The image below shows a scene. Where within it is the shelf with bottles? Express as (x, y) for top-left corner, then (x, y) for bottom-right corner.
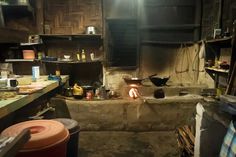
(39, 34), (103, 44)
(41, 60), (102, 64)
(5, 59), (103, 65)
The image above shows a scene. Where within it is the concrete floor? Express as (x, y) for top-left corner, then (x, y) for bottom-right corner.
(78, 131), (179, 157)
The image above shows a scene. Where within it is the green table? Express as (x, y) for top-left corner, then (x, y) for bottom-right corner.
(0, 75), (69, 119)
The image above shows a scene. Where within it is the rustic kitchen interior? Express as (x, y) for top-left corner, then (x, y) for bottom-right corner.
(0, 0), (236, 157)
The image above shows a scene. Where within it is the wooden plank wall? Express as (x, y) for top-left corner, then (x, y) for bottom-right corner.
(44, 0), (103, 34)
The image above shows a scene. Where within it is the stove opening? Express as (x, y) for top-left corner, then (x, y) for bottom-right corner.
(129, 87), (139, 99)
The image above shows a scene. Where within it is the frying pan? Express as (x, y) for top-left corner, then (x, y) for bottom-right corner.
(123, 77), (144, 85)
(123, 74), (157, 85)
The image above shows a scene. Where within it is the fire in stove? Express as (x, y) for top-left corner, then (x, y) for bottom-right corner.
(129, 87), (139, 99)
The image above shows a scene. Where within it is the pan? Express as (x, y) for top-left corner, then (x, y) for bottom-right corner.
(123, 74), (157, 85)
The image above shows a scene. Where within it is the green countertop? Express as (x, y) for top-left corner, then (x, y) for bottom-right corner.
(0, 75), (69, 119)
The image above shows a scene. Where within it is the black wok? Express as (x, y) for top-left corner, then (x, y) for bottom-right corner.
(149, 75), (170, 86)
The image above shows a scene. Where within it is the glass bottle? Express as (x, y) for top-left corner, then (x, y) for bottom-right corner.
(55, 64), (60, 76)
(77, 49), (81, 61)
(81, 49), (86, 62)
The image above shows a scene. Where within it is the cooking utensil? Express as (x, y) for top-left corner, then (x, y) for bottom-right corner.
(123, 74), (157, 85)
(149, 75), (170, 86)
(123, 77), (143, 85)
(154, 89), (165, 99)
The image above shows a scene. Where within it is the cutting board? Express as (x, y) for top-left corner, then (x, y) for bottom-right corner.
(18, 85), (45, 94)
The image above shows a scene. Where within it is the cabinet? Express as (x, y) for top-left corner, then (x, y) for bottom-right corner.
(205, 36), (233, 89)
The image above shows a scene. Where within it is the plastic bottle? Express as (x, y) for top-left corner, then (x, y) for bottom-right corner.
(81, 49), (86, 62)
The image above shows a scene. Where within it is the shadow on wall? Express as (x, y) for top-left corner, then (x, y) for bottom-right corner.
(139, 44), (213, 86)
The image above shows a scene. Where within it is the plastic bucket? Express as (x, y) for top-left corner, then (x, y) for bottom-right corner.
(1, 120), (70, 157)
(53, 118), (80, 157)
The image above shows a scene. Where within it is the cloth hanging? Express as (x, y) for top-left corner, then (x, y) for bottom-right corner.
(220, 121), (236, 157)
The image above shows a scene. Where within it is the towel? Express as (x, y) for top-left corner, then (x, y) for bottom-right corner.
(220, 121), (236, 157)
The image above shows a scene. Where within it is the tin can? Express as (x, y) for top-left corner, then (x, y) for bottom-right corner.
(32, 66), (40, 81)
(86, 91), (93, 100)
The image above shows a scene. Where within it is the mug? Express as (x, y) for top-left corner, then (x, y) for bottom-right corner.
(7, 78), (18, 87)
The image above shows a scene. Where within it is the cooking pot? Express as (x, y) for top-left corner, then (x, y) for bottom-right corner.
(149, 75), (170, 86)
(86, 26), (96, 34)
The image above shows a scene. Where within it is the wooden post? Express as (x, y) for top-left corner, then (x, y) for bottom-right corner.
(36, 0), (44, 34)
(226, 21), (236, 95)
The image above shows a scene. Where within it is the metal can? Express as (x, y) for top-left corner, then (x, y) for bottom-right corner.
(86, 91), (92, 100)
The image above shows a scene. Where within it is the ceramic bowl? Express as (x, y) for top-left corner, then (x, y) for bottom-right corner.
(64, 55), (71, 59)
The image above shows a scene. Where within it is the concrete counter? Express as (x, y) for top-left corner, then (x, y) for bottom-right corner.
(65, 95), (201, 131)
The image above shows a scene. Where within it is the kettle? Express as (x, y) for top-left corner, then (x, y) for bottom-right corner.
(73, 83), (84, 99)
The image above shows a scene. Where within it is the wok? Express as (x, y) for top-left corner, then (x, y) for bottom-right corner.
(123, 74), (157, 85)
(123, 77), (143, 85)
(149, 75), (170, 86)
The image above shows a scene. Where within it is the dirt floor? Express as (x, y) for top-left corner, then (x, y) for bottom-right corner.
(78, 131), (179, 157)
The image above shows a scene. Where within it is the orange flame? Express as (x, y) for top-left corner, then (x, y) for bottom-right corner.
(129, 88), (139, 99)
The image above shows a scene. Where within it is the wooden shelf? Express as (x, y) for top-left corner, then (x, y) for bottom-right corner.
(5, 59), (102, 64)
(140, 24), (200, 31)
(39, 34), (103, 41)
(206, 36), (232, 48)
(42, 60), (102, 64)
(205, 67), (229, 74)
(20, 42), (42, 46)
(5, 59), (35, 62)
(141, 40), (195, 46)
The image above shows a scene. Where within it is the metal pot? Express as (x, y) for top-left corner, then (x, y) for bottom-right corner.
(86, 26), (96, 34)
(63, 87), (73, 97)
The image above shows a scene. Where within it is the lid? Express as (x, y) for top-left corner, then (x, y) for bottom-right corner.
(53, 118), (80, 133)
(1, 120), (69, 150)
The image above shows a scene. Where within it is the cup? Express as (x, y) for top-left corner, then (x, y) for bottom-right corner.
(7, 78), (18, 87)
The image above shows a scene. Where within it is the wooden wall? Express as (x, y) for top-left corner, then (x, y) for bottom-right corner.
(43, 0), (103, 34)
